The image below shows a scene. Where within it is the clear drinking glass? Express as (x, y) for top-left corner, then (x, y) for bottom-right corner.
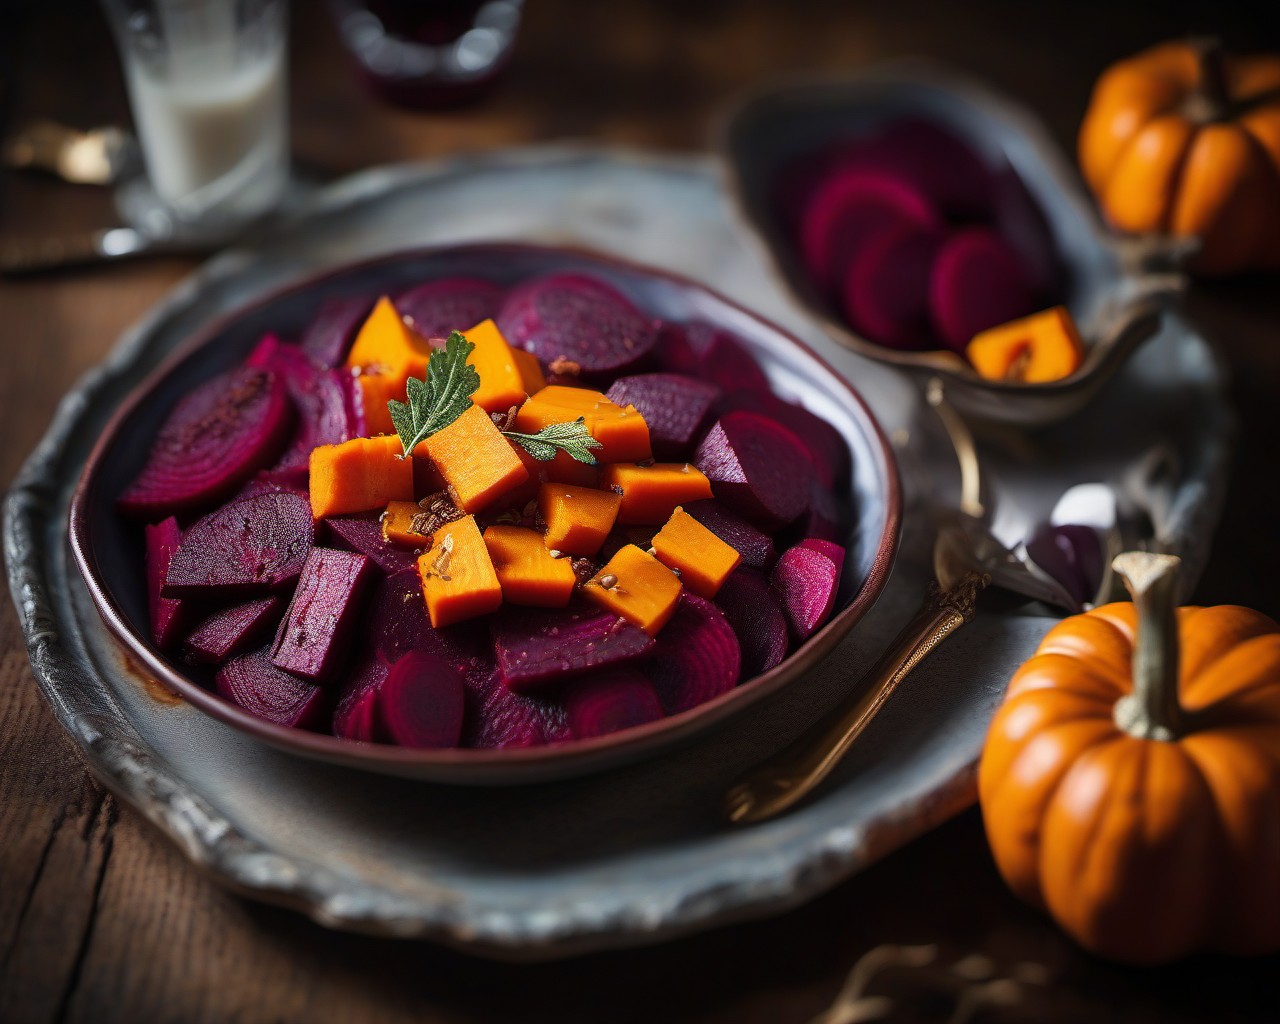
(101, 0), (289, 231)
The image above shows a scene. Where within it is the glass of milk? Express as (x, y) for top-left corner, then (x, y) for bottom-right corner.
(102, 0), (289, 231)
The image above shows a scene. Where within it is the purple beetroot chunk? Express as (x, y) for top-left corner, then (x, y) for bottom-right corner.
(645, 594), (741, 715)
(332, 655), (389, 742)
(300, 295), (371, 368)
(864, 118), (993, 222)
(928, 227), (1039, 353)
(497, 273), (657, 379)
(324, 511), (420, 575)
(771, 541), (846, 641)
(376, 651), (465, 748)
(717, 390), (850, 489)
(563, 668), (664, 740)
(714, 568), (789, 677)
(271, 548), (374, 684)
(365, 568), (491, 678)
(463, 668), (570, 749)
(491, 603), (656, 691)
(184, 596), (285, 665)
(605, 373), (721, 460)
(164, 491), (315, 599)
(656, 321), (771, 393)
(682, 499), (776, 570)
(694, 411), (816, 530)
(395, 277), (504, 340)
(842, 221), (946, 350)
(215, 647), (331, 730)
(144, 517), (190, 649)
(118, 366), (293, 518)
(796, 481), (845, 544)
(233, 473), (309, 503)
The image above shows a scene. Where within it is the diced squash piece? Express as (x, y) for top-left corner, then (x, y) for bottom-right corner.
(544, 451), (600, 488)
(511, 348), (546, 397)
(528, 385), (610, 413)
(483, 525), (577, 607)
(965, 305), (1084, 383)
(352, 370), (400, 436)
(466, 318), (529, 415)
(601, 462), (713, 525)
(417, 515), (502, 627)
(309, 435), (414, 519)
(584, 545), (683, 636)
(422, 404), (529, 514)
(345, 297), (431, 434)
(651, 506), (742, 598)
(381, 500), (431, 548)
(539, 482), (622, 556)
(515, 389), (651, 463)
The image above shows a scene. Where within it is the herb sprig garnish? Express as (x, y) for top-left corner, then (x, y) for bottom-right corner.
(388, 328), (601, 465)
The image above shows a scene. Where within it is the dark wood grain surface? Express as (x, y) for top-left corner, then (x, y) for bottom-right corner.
(2, 3), (1279, 1022)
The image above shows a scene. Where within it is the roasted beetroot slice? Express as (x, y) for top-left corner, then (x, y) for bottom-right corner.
(145, 517), (189, 649)
(301, 295), (371, 368)
(332, 655), (388, 741)
(715, 568), (789, 678)
(869, 118), (993, 221)
(659, 322), (771, 393)
(563, 668), (664, 740)
(497, 273), (657, 379)
(717, 390), (850, 489)
(118, 366), (293, 518)
(366, 568), (490, 677)
(842, 221), (946, 350)
(323, 512), (419, 575)
(492, 603), (656, 691)
(682, 499), (776, 570)
(605, 373), (721, 460)
(184, 596), (284, 665)
(771, 541), (844, 641)
(376, 651), (465, 748)
(796, 482), (846, 544)
(646, 594), (741, 715)
(233, 472), (309, 503)
(929, 227), (1039, 353)
(396, 276), (504, 340)
(464, 668), (570, 749)
(163, 491), (315, 599)
(693, 411), (816, 530)
(215, 647), (331, 730)
(270, 547), (373, 683)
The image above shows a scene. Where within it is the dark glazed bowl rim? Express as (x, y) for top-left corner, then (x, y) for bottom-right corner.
(69, 242), (902, 783)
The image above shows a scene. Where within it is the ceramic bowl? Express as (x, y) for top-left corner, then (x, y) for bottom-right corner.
(69, 243), (901, 784)
(720, 64), (1184, 426)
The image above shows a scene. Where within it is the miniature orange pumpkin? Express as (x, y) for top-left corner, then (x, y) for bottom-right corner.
(978, 551), (1280, 964)
(1078, 39), (1280, 276)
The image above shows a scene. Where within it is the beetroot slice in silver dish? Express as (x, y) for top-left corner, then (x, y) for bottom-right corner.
(563, 668), (665, 740)
(215, 646), (332, 730)
(376, 651), (466, 749)
(714, 568), (788, 678)
(645, 594), (741, 715)
(694, 411), (816, 531)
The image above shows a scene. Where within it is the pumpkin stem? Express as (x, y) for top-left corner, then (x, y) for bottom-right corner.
(1112, 551), (1185, 741)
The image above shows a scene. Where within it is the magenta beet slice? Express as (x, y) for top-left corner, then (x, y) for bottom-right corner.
(215, 647), (331, 730)
(491, 603), (656, 691)
(144, 517), (190, 650)
(464, 668), (570, 749)
(714, 568), (789, 678)
(332, 655), (388, 741)
(233, 473), (308, 503)
(799, 168), (939, 290)
(693, 411), (816, 530)
(842, 221), (946, 350)
(658, 322), (771, 393)
(300, 295), (371, 368)
(366, 568), (490, 678)
(929, 227), (1039, 353)
(323, 512), (419, 575)
(118, 366), (293, 518)
(498, 273), (657, 379)
(270, 547), (374, 683)
(797, 482), (845, 544)
(376, 651), (465, 748)
(164, 491), (315, 599)
(771, 541), (845, 641)
(682, 499), (776, 570)
(396, 277), (503, 340)
(605, 373), (721, 460)
(717, 389), (850, 489)
(646, 594), (741, 715)
(869, 118), (993, 221)
(563, 668), (664, 740)
(184, 596), (284, 665)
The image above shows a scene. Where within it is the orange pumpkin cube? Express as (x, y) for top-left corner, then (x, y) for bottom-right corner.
(650, 506), (742, 598)
(465, 319), (529, 415)
(483, 525), (577, 607)
(515, 388), (651, 463)
(511, 349), (547, 396)
(421, 404), (530, 514)
(966, 306), (1085, 383)
(600, 462), (713, 525)
(583, 544), (683, 636)
(345, 296), (432, 430)
(380, 500), (432, 548)
(417, 515), (502, 627)
(539, 483), (622, 556)
(309, 435), (414, 519)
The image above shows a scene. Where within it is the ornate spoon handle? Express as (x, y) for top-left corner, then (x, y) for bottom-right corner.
(724, 571), (988, 825)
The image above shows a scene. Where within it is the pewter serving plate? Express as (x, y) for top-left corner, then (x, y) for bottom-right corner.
(5, 146), (1231, 958)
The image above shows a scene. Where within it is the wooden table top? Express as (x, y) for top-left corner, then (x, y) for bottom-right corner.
(2, 2), (1278, 1021)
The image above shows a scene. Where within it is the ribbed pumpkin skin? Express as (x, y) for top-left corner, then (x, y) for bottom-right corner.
(978, 601), (1280, 964)
(1078, 42), (1280, 276)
